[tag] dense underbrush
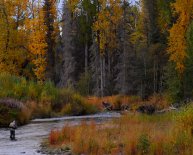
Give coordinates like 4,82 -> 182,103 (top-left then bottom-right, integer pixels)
0,73 -> 178,127
0,73 -> 99,126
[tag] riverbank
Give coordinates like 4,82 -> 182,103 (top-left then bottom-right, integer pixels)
0,112 -> 120,155
0,73 -> 100,127
46,104 -> 193,154
0,73 -> 173,127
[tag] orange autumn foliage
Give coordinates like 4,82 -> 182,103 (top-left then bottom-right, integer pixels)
25,0 -> 47,81
168,0 -> 193,74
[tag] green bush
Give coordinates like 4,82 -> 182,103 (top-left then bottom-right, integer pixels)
0,73 -> 19,98
27,81 -> 42,101
13,77 -> 28,100
77,72 -> 92,96
0,73 -> 99,120
137,134 -> 150,154
62,94 -> 99,115
40,81 -> 59,103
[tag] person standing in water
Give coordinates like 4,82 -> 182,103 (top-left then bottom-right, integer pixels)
9,120 -> 17,140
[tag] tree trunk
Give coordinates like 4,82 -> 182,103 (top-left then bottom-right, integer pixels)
100,56 -> 104,97
85,38 -> 88,73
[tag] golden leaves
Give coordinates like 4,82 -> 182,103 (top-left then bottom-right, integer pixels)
67,0 -> 79,14
168,0 -> 193,74
25,1 -> 47,81
0,0 -> 28,75
93,0 -> 123,55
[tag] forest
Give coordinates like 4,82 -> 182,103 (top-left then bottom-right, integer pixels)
1,0 -> 191,101
1,0 -> 193,154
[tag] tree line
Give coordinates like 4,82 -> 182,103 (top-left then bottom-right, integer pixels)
0,0 -> 193,102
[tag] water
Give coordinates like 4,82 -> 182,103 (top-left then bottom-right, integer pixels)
0,112 -> 120,155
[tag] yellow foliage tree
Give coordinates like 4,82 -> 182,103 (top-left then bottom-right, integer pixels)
93,0 -> 123,55
168,0 -> 193,74
0,0 -> 28,75
25,0 -> 47,81
67,0 -> 79,14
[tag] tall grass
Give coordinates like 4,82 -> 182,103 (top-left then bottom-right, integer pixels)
49,107 -> 193,154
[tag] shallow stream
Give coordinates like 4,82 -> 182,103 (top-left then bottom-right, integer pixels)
0,112 -> 120,155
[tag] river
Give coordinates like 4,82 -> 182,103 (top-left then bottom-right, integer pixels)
0,112 -> 120,155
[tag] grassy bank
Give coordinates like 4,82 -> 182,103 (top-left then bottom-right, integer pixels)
0,73 -> 173,127
87,94 -> 170,111
48,104 -> 193,154
0,73 -> 99,127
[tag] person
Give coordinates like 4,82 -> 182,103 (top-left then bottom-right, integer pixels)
9,120 -> 17,140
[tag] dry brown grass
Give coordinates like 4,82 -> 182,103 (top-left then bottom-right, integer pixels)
48,112 -> 193,155
86,94 -> 170,111
86,95 -> 141,110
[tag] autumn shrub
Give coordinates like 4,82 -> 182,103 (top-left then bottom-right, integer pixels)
0,73 -> 101,125
49,130 -> 61,145
62,94 -> 99,115
113,95 -> 122,110
33,102 -> 52,118
0,99 -> 33,126
87,95 -> 141,111
147,94 -> 170,110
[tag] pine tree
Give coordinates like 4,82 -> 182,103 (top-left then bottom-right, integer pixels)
43,0 -> 58,80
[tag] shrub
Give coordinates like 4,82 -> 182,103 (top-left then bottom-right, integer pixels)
137,134 -> 150,154
40,81 -> 59,104
27,81 -> 42,101
176,104 -> 193,134
62,94 -> 99,115
49,130 -> 61,145
77,72 -> 92,96
0,73 -> 99,121
113,95 -> 122,110
33,102 -> 52,118
0,99 -> 32,126
0,73 -> 19,98
148,94 -> 170,110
